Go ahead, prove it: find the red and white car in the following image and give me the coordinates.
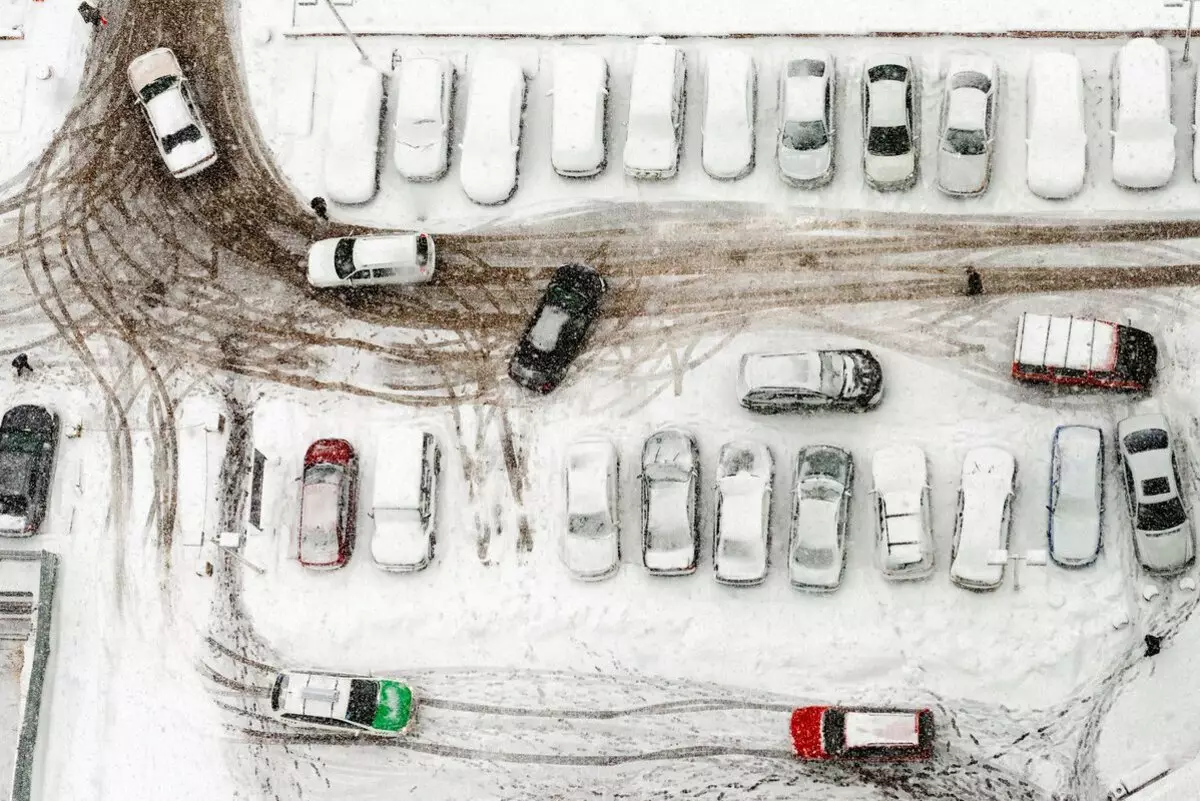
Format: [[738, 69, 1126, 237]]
[[791, 706, 935, 761], [1011, 313, 1158, 392], [298, 439, 358, 569]]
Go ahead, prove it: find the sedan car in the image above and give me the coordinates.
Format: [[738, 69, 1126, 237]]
[[791, 706, 935, 761], [1026, 52, 1087, 199], [508, 263, 607, 394], [563, 439, 620, 580], [0, 405, 59, 536], [701, 48, 757, 180], [127, 47, 218, 179], [550, 49, 609, 177], [370, 429, 440, 572], [871, 446, 935, 580], [641, 428, 700, 575], [298, 439, 358, 569], [323, 62, 386, 204], [460, 56, 526, 205], [624, 37, 686, 179], [949, 447, 1016, 590], [737, 350, 883, 413], [713, 441, 774, 585], [788, 445, 853, 592], [1112, 38, 1175, 189], [393, 55, 455, 182], [1117, 414, 1195, 574], [862, 54, 918, 191], [306, 233, 435, 288], [1047, 424, 1104, 567], [778, 51, 836, 187], [936, 53, 998, 197], [271, 670, 415, 735]]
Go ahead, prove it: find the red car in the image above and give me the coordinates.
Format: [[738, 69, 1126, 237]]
[[298, 439, 358, 569], [791, 706, 934, 761]]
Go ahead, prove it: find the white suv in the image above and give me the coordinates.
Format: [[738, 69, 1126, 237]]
[[624, 37, 686, 179]]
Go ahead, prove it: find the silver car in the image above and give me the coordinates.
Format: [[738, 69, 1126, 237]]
[[789, 446, 853, 592], [1047, 425, 1103, 567], [1117, 414, 1195, 575], [713, 441, 774, 585], [862, 54, 917, 191], [563, 439, 620, 580], [640, 428, 700, 575], [778, 51, 835, 187], [936, 53, 998, 197]]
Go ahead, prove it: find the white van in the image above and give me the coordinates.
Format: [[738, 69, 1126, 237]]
[[551, 49, 609, 177], [323, 62, 386, 204], [624, 37, 686, 179], [370, 429, 440, 572], [1111, 38, 1175, 189], [1026, 52, 1087, 199]]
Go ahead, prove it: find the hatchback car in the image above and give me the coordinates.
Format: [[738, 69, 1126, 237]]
[[778, 51, 836, 187], [393, 56, 455, 182], [460, 56, 526, 205], [563, 439, 620, 580], [1117, 414, 1195, 574], [862, 54, 918, 191], [871, 446, 935, 580], [370, 429, 440, 572], [713, 441, 774, 585], [0, 405, 59, 537], [508, 263, 607, 394], [640, 428, 700, 575], [701, 49, 757, 180], [323, 61, 386, 204], [737, 350, 883, 413], [298, 439, 358, 569], [1026, 53, 1087, 199], [271, 670, 415, 735], [949, 447, 1016, 590], [127, 47, 218, 179], [550, 49, 609, 177], [791, 706, 935, 761], [1112, 38, 1175, 189], [789, 446, 853, 592], [1047, 425, 1104, 567], [624, 37, 686, 179], [937, 53, 998, 197], [306, 233, 435, 289]]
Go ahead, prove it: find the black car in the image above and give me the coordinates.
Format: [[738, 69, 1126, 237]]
[[0, 405, 59, 536], [508, 263, 607, 393]]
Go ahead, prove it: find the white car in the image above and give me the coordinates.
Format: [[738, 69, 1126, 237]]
[[323, 61, 385, 204], [713, 441, 773, 585], [861, 54, 917, 191], [778, 51, 835, 187], [370, 429, 440, 572], [1047, 425, 1103, 567], [306, 233, 435, 288], [1026, 53, 1087, 199], [701, 49, 756, 180], [788, 446, 853, 592], [127, 48, 218, 179], [393, 56, 455, 182], [460, 57, 526, 205], [563, 439, 620, 580], [937, 53, 998, 197], [624, 37, 686, 180], [551, 49, 609, 177], [871, 446, 935, 580], [1112, 38, 1175, 189], [1117, 414, 1195, 574], [1194, 70, 1200, 183], [271, 671, 415, 735], [949, 447, 1016, 590], [640, 428, 700, 575]]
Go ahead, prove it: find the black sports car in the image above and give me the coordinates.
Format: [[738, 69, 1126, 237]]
[[0, 405, 59, 536], [508, 263, 607, 393]]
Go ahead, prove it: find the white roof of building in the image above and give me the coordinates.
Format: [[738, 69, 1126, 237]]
[[1014, 313, 1120, 372]]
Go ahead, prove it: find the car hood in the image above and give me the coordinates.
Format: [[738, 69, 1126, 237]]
[[789, 557, 841, 589], [372, 518, 429, 568], [1050, 505, 1101, 563], [625, 134, 678, 174], [1027, 140, 1086, 199], [460, 150, 518, 205], [563, 532, 619, 578], [645, 545, 695, 572], [865, 152, 915, 186], [938, 151, 989, 194], [715, 534, 767, 581], [703, 136, 754, 179], [395, 140, 447, 180], [1135, 525, 1194, 573], [306, 239, 341, 287], [779, 145, 831, 182], [1113, 135, 1176, 189]]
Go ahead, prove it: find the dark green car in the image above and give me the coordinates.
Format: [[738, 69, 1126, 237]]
[[0, 405, 59, 536]]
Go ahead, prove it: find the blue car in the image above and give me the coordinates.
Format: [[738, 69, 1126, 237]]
[[1047, 425, 1104, 567]]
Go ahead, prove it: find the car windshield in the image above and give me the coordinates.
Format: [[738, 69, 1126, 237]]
[[1138, 497, 1187, 532], [867, 64, 908, 83], [782, 120, 828, 151], [569, 512, 609, 537], [161, 124, 203, 154], [801, 451, 845, 480], [344, 679, 380, 726], [334, 238, 357, 280], [1124, 429, 1168, 454], [867, 125, 911, 157], [720, 538, 759, 559], [802, 482, 842, 502], [139, 75, 178, 104], [943, 127, 986, 156], [792, 544, 834, 568]]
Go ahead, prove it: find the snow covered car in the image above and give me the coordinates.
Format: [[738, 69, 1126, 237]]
[[370, 429, 440, 572], [640, 428, 700, 574], [949, 447, 1016, 591], [393, 55, 455, 182], [1111, 38, 1175, 189], [1011, 312, 1158, 392], [778, 51, 835, 187], [323, 61, 385, 204], [624, 37, 686, 180], [788, 445, 853, 592], [1026, 53, 1087, 199], [701, 48, 756, 180], [1047, 424, 1104, 567], [298, 439, 358, 569], [127, 47, 218, 179], [1117, 414, 1195, 574], [1194, 71, 1200, 183], [563, 439, 621, 580], [861, 54, 917, 191], [460, 56, 526, 205], [736, 350, 883, 414], [306, 233, 435, 289], [550, 49, 609, 177], [0, 405, 59, 536], [791, 706, 935, 761], [508, 263, 607, 394], [871, 446, 935, 580], [936, 53, 998, 197], [713, 441, 773, 585], [271, 670, 415, 735]]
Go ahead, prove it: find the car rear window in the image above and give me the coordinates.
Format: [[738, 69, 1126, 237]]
[[788, 59, 825, 78], [1141, 477, 1170, 497], [1124, 429, 1168, 454], [868, 64, 908, 83], [345, 679, 380, 726], [868, 125, 911, 157], [1138, 497, 1186, 532], [161, 124, 203, 154], [139, 75, 178, 104]]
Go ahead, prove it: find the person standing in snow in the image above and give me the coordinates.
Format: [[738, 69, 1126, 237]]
[[964, 266, 983, 297], [77, 1, 106, 27], [310, 196, 329, 220], [11, 353, 32, 378]]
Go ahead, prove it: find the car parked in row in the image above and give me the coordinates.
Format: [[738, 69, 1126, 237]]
[[323, 61, 385, 204], [127, 47, 218, 179], [788, 446, 853, 592], [1111, 37, 1175, 190], [640, 428, 701, 575], [701, 48, 757, 180], [713, 440, 774, 585], [508, 263, 607, 393], [550, 49, 609, 178], [460, 56, 527, 205], [1025, 52, 1087, 199], [871, 446, 935, 580], [306, 233, 435, 289], [861, 54, 918, 191], [1047, 425, 1104, 567], [936, 52, 998, 197], [624, 37, 686, 179], [370, 429, 440, 572], [1011, 312, 1158, 392], [949, 447, 1016, 590], [791, 705, 935, 761], [562, 439, 621, 580], [1117, 414, 1195, 574], [0, 405, 59, 537], [737, 349, 883, 413], [298, 439, 359, 569], [271, 670, 415, 735], [778, 51, 836, 187], [393, 55, 455, 182]]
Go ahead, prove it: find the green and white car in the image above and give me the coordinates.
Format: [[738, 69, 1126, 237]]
[[270, 670, 415, 735]]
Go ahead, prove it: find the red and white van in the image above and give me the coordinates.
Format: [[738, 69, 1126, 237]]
[[1011, 313, 1157, 392]]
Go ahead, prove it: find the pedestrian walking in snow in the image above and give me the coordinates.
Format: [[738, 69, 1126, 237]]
[[77, 1, 106, 27], [1145, 634, 1163, 657], [310, 196, 328, 220], [964, 266, 983, 297], [11, 353, 32, 378]]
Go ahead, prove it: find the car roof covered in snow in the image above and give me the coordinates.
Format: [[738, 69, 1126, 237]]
[[566, 440, 614, 515], [782, 57, 828, 123], [961, 447, 1016, 492], [705, 49, 754, 114], [1116, 38, 1170, 124], [373, 428, 427, 509], [946, 84, 989, 130], [740, 351, 822, 391], [396, 57, 448, 121], [1027, 53, 1084, 135], [278, 672, 353, 720], [128, 47, 181, 93], [1013, 313, 1120, 372], [551, 49, 607, 166], [872, 446, 927, 492], [868, 79, 908, 127], [629, 39, 682, 117], [843, 711, 920, 748]]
